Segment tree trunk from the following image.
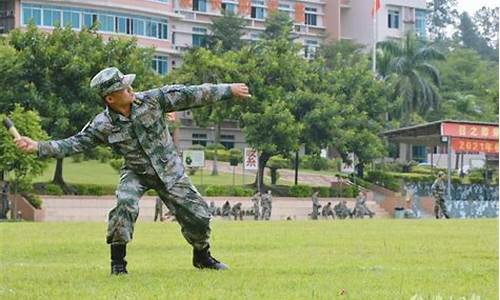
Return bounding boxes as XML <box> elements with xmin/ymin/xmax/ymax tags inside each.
<box><xmin>294</xmin><ymin>150</ymin><xmax>299</xmax><ymax>185</ymax></box>
<box><xmin>255</xmin><ymin>152</ymin><xmax>270</xmax><ymax>192</ymax></box>
<box><xmin>52</xmin><ymin>158</ymin><xmax>76</xmax><ymax>194</ymax></box>
<box><xmin>211</xmin><ymin>123</ymin><xmax>221</xmax><ymax>176</ymax></box>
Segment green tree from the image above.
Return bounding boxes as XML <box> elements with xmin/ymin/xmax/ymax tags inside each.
<box><xmin>431</xmin><ymin>48</ymin><xmax>498</xmax><ymax>122</ymax></box>
<box><xmin>3</xmin><ymin>24</ymin><xmax>162</xmax><ymax>192</ymax></box>
<box><xmin>0</xmin><ymin>104</ymin><xmax>49</xmax><ymax>180</ymax></box>
<box><xmin>208</xmin><ymin>11</ymin><xmax>246</xmax><ymax>52</ymax></box>
<box><xmin>427</xmin><ymin>0</ymin><xmax>459</xmax><ymax>41</ymax></box>
<box><xmin>473</xmin><ymin>7</ymin><xmax>499</xmax><ymax>51</ymax></box>
<box><xmin>169</xmin><ymin>48</ymin><xmax>241</xmax><ymax>175</ymax></box>
<box><xmin>456</xmin><ymin>12</ymin><xmax>498</xmax><ymax>61</ymax></box>
<box><xmin>377</xmin><ymin>32</ymin><xmax>445</xmax><ymax>122</ymax></box>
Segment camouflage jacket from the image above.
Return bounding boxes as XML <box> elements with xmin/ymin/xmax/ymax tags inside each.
<box><xmin>38</xmin><ymin>84</ymin><xmax>232</xmax><ymax>190</ymax></box>
<box><xmin>431</xmin><ymin>178</ymin><xmax>446</xmax><ymax>198</ymax></box>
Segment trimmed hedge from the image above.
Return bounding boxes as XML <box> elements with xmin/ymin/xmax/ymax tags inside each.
<box><xmin>22</xmin><ymin>192</ymin><xmax>42</xmax><ymax>209</ymax></box>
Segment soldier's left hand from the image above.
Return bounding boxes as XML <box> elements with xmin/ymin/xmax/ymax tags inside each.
<box><xmin>231</xmin><ymin>83</ymin><xmax>251</xmax><ymax>99</ymax></box>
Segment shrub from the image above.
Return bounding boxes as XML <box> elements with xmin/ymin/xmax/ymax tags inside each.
<box><xmin>204</xmin><ymin>185</ymin><xmax>227</xmax><ymax>196</ymax></box>
<box><xmin>96</xmin><ymin>146</ymin><xmax>113</xmax><ymax>163</ymax></box>
<box><xmin>289</xmin><ymin>185</ymin><xmax>313</xmax><ymax>197</ymax></box>
<box><xmin>365</xmin><ymin>170</ymin><xmax>401</xmax><ymax>191</ymax></box>
<box><xmin>316</xmin><ymin>186</ymin><xmax>330</xmax><ymax>197</ymax></box>
<box><xmin>22</xmin><ymin>192</ymin><xmax>42</xmax><ymax>209</ymax></box>
<box><xmin>109</xmin><ymin>158</ymin><xmax>124</xmax><ymax>173</ymax></box>
<box><xmin>72</xmin><ymin>153</ymin><xmax>84</xmax><ymax>163</ymax></box>
<box><xmin>72</xmin><ymin>183</ymin><xmax>116</xmax><ymax>195</ymax></box>
<box><xmin>44</xmin><ymin>183</ymin><xmax>64</xmax><ymax>195</ymax></box>
<box><xmin>205</xmin><ymin>143</ymin><xmax>225</xmax><ymax>150</ymax></box>
<box><xmin>229</xmin><ymin>186</ymin><xmax>254</xmax><ymax>196</ymax></box>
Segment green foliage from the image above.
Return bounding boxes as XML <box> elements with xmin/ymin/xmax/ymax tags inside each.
<box><xmin>289</xmin><ymin>185</ymin><xmax>313</xmax><ymax>197</ymax></box>
<box><xmin>2</xmin><ymin>25</ymin><xmax>162</xmax><ymax>185</ymax></box>
<box><xmin>330</xmin><ymin>185</ymin><xmax>360</xmax><ymax>198</ymax></box>
<box><xmin>365</xmin><ymin>170</ymin><xmax>402</xmax><ymax>191</ymax></box>
<box><xmin>44</xmin><ymin>183</ymin><xmax>64</xmax><ymax>196</ymax></box>
<box><xmin>109</xmin><ymin>158</ymin><xmax>124</xmax><ymax>173</ymax></box>
<box><xmin>72</xmin><ymin>183</ymin><xmax>116</xmax><ymax>196</ymax></box>
<box><xmin>72</xmin><ymin>154</ymin><xmax>84</xmax><ymax>163</ymax></box>
<box><xmin>457</xmin><ymin>12</ymin><xmax>498</xmax><ymax>61</ymax></box>
<box><xmin>203</xmin><ymin>185</ymin><xmax>254</xmax><ymax>196</ymax></box>
<box><xmin>377</xmin><ymin>32</ymin><xmax>445</xmax><ymax>121</ymax></box>
<box><xmin>0</xmin><ymin>105</ymin><xmax>49</xmax><ymax>180</ymax></box>
<box><xmin>95</xmin><ymin>146</ymin><xmax>113</xmax><ymax>163</ymax></box>
<box><xmin>22</xmin><ymin>192</ymin><xmax>42</xmax><ymax>209</ymax></box>
<box><xmin>208</xmin><ymin>11</ymin><xmax>246</xmax><ymax>52</ymax></box>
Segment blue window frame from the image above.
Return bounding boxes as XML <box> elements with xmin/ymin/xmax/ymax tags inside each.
<box><xmin>133</xmin><ymin>19</ymin><xmax>145</xmax><ymax>35</ymax></box>
<box><xmin>192</xmin><ymin>27</ymin><xmax>207</xmax><ymax>47</ymax></box>
<box><xmin>193</xmin><ymin>0</ymin><xmax>207</xmax><ymax>12</ymax></box>
<box><xmin>415</xmin><ymin>9</ymin><xmax>427</xmax><ymax>38</ymax></box>
<box><xmin>152</xmin><ymin>55</ymin><xmax>168</xmax><ymax>75</ymax></box>
<box><xmin>388</xmin><ymin>9</ymin><xmax>400</xmax><ymax>29</ymax></box>
<box><xmin>305</xmin><ymin>7</ymin><xmax>317</xmax><ymax>26</ymax></box>
<box><xmin>43</xmin><ymin>8</ymin><xmax>61</xmax><ymax>27</ymax></box>
<box><xmin>22</xmin><ymin>4</ymin><xmax>42</xmax><ymax>25</ymax></box>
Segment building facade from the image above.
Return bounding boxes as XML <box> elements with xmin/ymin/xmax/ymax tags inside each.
<box><xmin>1</xmin><ymin>0</ymin><xmax>428</xmax><ymax>151</ymax></box>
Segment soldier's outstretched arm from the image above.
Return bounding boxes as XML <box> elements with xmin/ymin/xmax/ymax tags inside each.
<box><xmin>15</xmin><ymin>120</ymin><xmax>106</xmax><ymax>158</ymax></box>
<box><xmin>158</xmin><ymin>83</ymin><xmax>250</xmax><ymax>112</ymax></box>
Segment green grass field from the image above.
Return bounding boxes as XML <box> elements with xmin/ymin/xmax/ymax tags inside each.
<box><xmin>33</xmin><ymin>160</ymin><xmax>258</xmax><ymax>186</ymax></box>
<box><xmin>0</xmin><ymin>219</ymin><xmax>498</xmax><ymax>299</ymax></box>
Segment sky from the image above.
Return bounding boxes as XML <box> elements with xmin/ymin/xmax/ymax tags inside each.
<box><xmin>456</xmin><ymin>0</ymin><xmax>499</xmax><ymax>14</ymax></box>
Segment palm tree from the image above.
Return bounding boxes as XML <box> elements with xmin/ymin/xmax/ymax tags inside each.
<box><xmin>377</xmin><ymin>32</ymin><xmax>445</xmax><ymax>122</ymax></box>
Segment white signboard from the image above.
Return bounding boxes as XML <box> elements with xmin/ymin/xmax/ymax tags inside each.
<box><xmin>341</xmin><ymin>153</ymin><xmax>356</xmax><ymax>174</ymax></box>
<box><xmin>182</xmin><ymin>150</ymin><xmax>205</xmax><ymax>167</ymax></box>
<box><xmin>244</xmin><ymin>148</ymin><xmax>259</xmax><ymax>170</ymax></box>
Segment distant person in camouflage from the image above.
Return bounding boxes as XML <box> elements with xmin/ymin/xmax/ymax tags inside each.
<box><xmin>311</xmin><ymin>191</ymin><xmax>321</xmax><ymax>220</ymax></box>
<box><xmin>231</xmin><ymin>202</ymin><xmax>243</xmax><ymax>221</ymax></box>
<box><xmin>431</xmin><ymin>171</ymin><xmax>450</xmax><ymax>219</ymax></box>
<box><xmin>0</xmin><ymin>182</ymin><xmax>9</xmax><ymax>219</ymax></box>
<box><xmin>261</xmin><ymin>190</ymin><xmax>273</xmax><ymax>220</ymax></box>
<box><xmin>321</xmin><ymin>202</ymin><xmax>335</xmax><ymax>219</ymax></box>
<box><xmin>154</xmin><ymin>197</ymin><xmax>164</xmax><ymax>222</ymax></box>
<box><xmin>251</xmin><ymin>192</ymin><xmax>261</xmax><ymax>220</ymax></box>
<box><xmin>208</xmin><ymin>201</ymin><xmax>217</xmax><ymax>216</ymax></box>
<box><xmin>221</xmin><ymin>201</ymin><xmax>232</xmax><ymax>219</ymax></box>
<box><xmin>353</xmin><ymin>191</ymin><xmax>374</xmax><ymax>219</ymax></box>
<box><xmin>334</xmin><ymin>200</ymin><xmax>351</xmax><ymax>219</ymax></box>
<box><xmin>14</xmin><ymin>67</ymin><xmax>250</xmax><ymax>274</ymax></box>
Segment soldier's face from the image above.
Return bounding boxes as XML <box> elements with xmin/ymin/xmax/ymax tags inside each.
<box><xmin>105</xmin><ymin>86</ymin><xmax>135</xmax><ymax>106</ymax></box>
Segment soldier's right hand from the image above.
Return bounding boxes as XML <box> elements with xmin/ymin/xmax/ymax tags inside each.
<box><xmin>14</xmin><ymin>136</ymin><xmax>38</xmax><ymax>154</ymax></box>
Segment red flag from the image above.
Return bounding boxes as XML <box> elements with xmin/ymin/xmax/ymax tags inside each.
<box><xmin>371</xmin><ymin>0</ymin><xmax>381</xmax><ymax>16</ymax></box>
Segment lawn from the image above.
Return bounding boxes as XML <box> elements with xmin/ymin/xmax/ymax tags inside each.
<box><xmin>0</xmin><ymin>219</ymin><xmax>497</xmax><ymax>299</ymax></box>
<box><xmin>33</xmin><ymin>159</ymin><xmax>258</xmax><ymax>186</ymax></box>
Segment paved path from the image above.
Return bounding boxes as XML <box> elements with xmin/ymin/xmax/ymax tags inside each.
<box><xmin>204</xmin><ymin>160</ymin><xmax>339</xmax><ymax>186</ymax></box>
<box><xmin>41</xmin><ymin>196</ymin><xmax>389</xmax><ymax>221</ymax></box>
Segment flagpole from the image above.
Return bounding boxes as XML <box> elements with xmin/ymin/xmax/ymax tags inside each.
<box><xmin>371</xmin><ymin>2</ymin><xmax>377</xmax><ymax>73</ymax></box>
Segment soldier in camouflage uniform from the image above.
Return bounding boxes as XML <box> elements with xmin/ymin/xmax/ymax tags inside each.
<box><xmin>231</xmin><ymin>202</ymin><xmax>243</xmax><ymax>221</ymax></box>
<box><xmin>334</xmin><ymin>200</ymin><xmax>351</xmax><ymax>219</ymax></box>
<box><xmin>431</xmin><ymin>171</ymin><xmax>450</xmax><ymax>219</ymax></box>
<box><xmin>260</xmin><ymin>190</ymin><xmax>273</xmax><ymax>220</ymax></box>
<box><xmin>154</xmin><ymin>196</ymin><xmax>164</xmax><ymax>222</ymax></box>
<box><xmin>311</xmin><ymin>191</ymin><xmax>321</xmax><ymax>220</ymax></box>
<box><xmin>251</xmin><ymin>192</ymin><xmax>261</xmax><ymax>220</ymax></box>
<box><xmin>321</xmin><ymin>202</ymin><xmax>335</xmax><ymax>219</ymax></box>
<box><xmin>14</xmin><ymin>67</ymin><xmax>250</xmax><ymax>275</ymax></box>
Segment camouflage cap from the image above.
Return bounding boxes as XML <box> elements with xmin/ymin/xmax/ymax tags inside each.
<box><xmin>90</xmin><ymin>67</ymin><xmax>136</xmax><ymax>97</ymax></box>
<box><xmin>437</xmin><ymin>171</ymin><xmax>445</xmax><ymax>177</ymax></box>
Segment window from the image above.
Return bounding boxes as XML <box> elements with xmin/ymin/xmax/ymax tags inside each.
<box><xmin>304</xmin><ymin>40</ymin><xmax>318</xmax><ymax>59</ymax></box>
<box><xmin>305</xmin><ymin>7</ymin><xmax>317</xmax><ymax>26</ymax></box>
<box><xmin>43</xmin><ymin>8</ymin><xmax>61</xmax><ymax>27</ymax></box>
<box><xmin>412</xmin><ymin>145</ymin><xmax>427</xmax><ymax>162</ymax></box>
<box><xmin>221</xmin><ymin>3</ymin><xmax>237</xmax><ymax>13</ymax></box>
<box><xmin>63</xmin><ymin>11</ymin><xmax>80</xmax><ymax>28</ymax></box>
<box><xmin>192</xmin><ymin>27</ymin><xmax>207</xmax><ymax>47</ymax></box>
<box><xmin>415</xmin><ymin>9</ymin><xmax>427</xmax><ymax>38</ymax></box>
<box><xmin>152</xmin><ymin>55</ymin><xmax>168</xmax><ymax>75</ymax></box>
<box><xmin>98</xmin><ymin>14</ymin><xmax>114</xmax><ymax>31</ymax></box>
<box><xmin>22</xmin><ymin>4</ymin><xmax>42</xmax><ymax>25</ymax></box>
<box><xmin>116</xmin><ymin>17</ymin><xmax>126</xmax><ymax>33</ymax></box>
<box><xmin>21</xmin><ymin>4</ymin><xmax>167</xmax><ymax>40</ymax></box>
<box><xmin>133</xmin><ymin>19</ymin><xmax>145</xmax><ymax>35</ymax></box>
<box><xmin>192</xmin><ymin>133</ymin><xmax>207</xmax><ymax>146</ymax></box>
<box><xmin>251</xmin><ymin>0</ymin><xmax>265</xmax><ymax>19</ymax></box>
<box><xmin>388</xmin><ymin>9</ymin><xmax>400</xmax><ymax>29</ymax></box>
<box><xmin>193</xmin><ymin>0</ymin><xmax>207</xmax><ymax>12</ymax></box>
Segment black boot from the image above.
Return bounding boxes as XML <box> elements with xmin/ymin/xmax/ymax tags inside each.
<box><xmin>193</xmin><ymin>246</ymin><xmax>229</xmax><ymax>270</ymax></box>
<box><xmin>110</xmin><ymin>244</ymin><xmax>128</xmax><ymax>275</ymax></box>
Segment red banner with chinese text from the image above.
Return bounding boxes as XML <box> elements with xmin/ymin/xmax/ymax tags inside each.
<box><xmin>211</xmin><ymin>0</ymin><xmax>222</xmax><ymax>10</ymax></box>
<box><xmin>451</xmin><ymin>138</ymin><xmax>499</xmax><ymax>154</ymax></box>
<box><xmin>295</xmin><ymin>2</ymin><xmax>305</xmax><ymax>23</ymax></box>
<box><xmin>239</xmin><ymin>0</ymin><xmax>251</xmax><ymax>15</ymax></box>
<box><xmin>268</xmin><ymin>0</ymin><xmax>278</xmax><ymax>13</ymax></box>
<box><xmin>442</xmin><ymin>122</ymin><xmax>499</xmax><ymax>140</ymax></box>
<box><xmin>180</xmin><ymin>0</ymin><xmax>193</xmax><ymax>8</ymax></box>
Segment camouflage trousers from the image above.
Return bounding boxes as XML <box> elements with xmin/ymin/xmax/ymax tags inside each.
<box><xmin>261</xmin><ymin>206</ymin><xmax>271</xmax><ymax>220</ymax></box>
<box><xmin>106</xmin><ymin>169</ymin><xmax>211</xmax><ymax>250</ymax></box>
<box><xmin>434</xmin><ymin>196</ymin><xmax>449</xmax><ymax>218</ymax></box>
